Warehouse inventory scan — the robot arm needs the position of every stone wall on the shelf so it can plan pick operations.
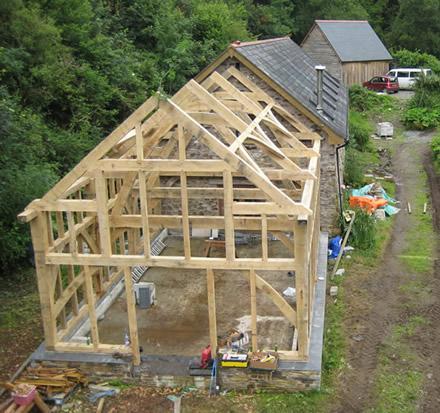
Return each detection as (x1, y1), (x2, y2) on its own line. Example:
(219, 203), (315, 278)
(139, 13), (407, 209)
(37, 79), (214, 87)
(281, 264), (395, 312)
(31, 360), (320, 392)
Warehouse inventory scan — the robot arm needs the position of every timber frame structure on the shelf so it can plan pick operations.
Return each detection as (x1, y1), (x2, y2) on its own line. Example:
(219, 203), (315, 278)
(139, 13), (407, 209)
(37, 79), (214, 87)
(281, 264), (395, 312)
(19, 67), (321, 366)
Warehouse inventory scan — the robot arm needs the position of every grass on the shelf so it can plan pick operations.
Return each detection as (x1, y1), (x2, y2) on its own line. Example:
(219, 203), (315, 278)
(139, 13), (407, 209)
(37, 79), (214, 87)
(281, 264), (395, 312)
(399, 152), (435, 273)
(368, 316), (427, 413)
(0, 267), (40, 329)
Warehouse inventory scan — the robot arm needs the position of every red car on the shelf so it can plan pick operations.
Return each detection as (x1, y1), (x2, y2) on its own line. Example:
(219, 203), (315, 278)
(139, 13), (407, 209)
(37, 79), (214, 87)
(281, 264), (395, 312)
(362, 76), (399, 94)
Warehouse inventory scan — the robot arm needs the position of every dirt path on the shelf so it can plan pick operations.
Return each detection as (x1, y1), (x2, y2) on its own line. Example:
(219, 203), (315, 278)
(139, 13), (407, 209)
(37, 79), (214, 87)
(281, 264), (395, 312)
(331, 130), (440, 412)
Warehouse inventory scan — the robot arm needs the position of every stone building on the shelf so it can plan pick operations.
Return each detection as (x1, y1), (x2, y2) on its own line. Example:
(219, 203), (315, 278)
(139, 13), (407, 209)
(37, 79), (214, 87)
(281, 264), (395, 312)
(301, 20), (392, 86)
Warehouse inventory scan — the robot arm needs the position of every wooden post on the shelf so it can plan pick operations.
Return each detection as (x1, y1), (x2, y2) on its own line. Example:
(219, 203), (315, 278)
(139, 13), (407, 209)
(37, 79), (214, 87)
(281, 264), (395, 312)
(223, 171), (235, 261)
(123, 267), (141, 365)
(138, 171), (151, 258)
(135, 122), (144, 160)
(249, 269), (258, 351)
(294, 219), (309, 359)
(261, 214), (268, 261)
(84, 266), (99, 349)
(178, 124), (191, 259)
(206, 268), (217, 354)
(29, 213), (57, 349)
(95, 170), (112, 256)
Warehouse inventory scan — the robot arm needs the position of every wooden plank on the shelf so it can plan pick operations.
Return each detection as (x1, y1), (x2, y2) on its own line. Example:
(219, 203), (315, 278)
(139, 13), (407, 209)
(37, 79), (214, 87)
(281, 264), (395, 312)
(66, 212), (78, 256)
(110, 214), (294, 231)
(97, 159), (233, 173)
(123, 267), (141, 365)
(147, 187), (301, 200)
(294, 220), (309, 358)
(54, 342), (130, 354)
(29, 199), (97, 212)
(135, 122), (143, 160)
(178, 124), (191, 259)
(45, 253), (297, 270)
(84, 266), (100, 349)
(29, 214), (57, 348)
(233, 202), (311, 216)
(95, 170), (112, 256)
(249, 269), (258, 351)
(223, 171), (235, 261)
(138, 171), (151, 258)
(261, 214), (268, 262)
(206, 268), (217, 354)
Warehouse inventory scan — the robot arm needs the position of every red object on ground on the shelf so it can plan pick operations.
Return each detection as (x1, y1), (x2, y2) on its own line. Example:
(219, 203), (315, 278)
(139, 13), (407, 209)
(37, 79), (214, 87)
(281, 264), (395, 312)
(362, 75), (399, 93)
(349, 196), (388, 213)
(13, 386), (36, 406)
(201, 345), (212, 368)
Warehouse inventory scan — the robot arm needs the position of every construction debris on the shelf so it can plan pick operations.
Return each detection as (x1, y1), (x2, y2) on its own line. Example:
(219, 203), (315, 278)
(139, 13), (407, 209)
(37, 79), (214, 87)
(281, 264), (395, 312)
(14, 366), (87, 405)
(330, 286), (338, 297)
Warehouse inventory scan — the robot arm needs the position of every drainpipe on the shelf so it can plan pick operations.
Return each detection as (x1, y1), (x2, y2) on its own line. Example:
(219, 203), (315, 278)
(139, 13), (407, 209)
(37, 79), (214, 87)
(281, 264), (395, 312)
(336, 104), (350, 219)
(315, 65), (326, 112)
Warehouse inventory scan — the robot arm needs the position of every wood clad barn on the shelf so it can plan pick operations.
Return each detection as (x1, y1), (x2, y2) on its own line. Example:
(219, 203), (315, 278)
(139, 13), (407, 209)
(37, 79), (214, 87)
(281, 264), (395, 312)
(18, 38), (348, 390)
(301, 20), (392, 86)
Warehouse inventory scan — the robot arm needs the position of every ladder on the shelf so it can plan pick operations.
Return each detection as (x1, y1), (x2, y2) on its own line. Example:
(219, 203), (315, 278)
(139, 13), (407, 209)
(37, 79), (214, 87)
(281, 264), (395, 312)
(131, 239), (167, 283)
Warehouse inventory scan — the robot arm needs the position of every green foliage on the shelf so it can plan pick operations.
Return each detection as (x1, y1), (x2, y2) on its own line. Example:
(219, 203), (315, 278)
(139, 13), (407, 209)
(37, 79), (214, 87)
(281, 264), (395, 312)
(349, 111), (373, 151)
(344, 147), (365, 187)
(431, 134), (440, 161)
(392, 49), (440, 74)
(349, 85), (396, 113)
(403, 75), (440, 129)
(349, 208), (377, 250)
(403, 107), (440, 130)
(387, 0), (440, 57)
(245, 0), (295, 38)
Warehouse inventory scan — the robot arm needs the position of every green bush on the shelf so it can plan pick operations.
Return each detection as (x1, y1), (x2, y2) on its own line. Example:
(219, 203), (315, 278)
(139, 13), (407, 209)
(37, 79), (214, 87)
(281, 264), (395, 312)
(344, 147), (365, 187)
(410, 75), (440, 108)
(392, 49), (440, 74)
(403, 76), (440, 129)
(403, 107), (440, 129)
(431, 134), (440, 160)
(349, 208), (377, 250)
(349, 111), (373, 151)
(349, 85), (395, 113)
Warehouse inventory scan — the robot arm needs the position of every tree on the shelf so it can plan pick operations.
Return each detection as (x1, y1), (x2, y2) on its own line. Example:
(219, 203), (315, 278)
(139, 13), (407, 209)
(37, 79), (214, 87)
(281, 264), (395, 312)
(388, 0), (440, 57)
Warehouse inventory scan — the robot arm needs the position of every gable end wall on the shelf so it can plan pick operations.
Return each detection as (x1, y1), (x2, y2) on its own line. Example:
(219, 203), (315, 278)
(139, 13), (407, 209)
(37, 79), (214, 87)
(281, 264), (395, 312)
(301, 27), (342, 82)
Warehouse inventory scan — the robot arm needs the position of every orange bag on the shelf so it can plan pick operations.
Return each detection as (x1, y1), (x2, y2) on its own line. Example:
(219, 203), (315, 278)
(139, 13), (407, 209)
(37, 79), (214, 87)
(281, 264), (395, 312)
(349, 196), (388, 213)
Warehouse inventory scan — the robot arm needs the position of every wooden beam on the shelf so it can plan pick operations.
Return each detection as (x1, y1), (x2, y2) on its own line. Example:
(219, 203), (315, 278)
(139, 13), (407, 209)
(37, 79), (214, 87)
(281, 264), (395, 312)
(249, 269), (258, 351)
(206, 268), (217, 355)
(223, 171), (235, 261)
(29, 199), (97, 212)
(261, 214), (268, 262)
(110, 214), (294, 231)
(84, 266), (100, 349)
(138, 171), (151, 258)
(123, 267), (141, 365)
(97, 159), (233, 173)
(294, 220), (309, 358)
(95, 170), (112, 256)
(46, 253), (297, 270)
(29, 213), (57, 348)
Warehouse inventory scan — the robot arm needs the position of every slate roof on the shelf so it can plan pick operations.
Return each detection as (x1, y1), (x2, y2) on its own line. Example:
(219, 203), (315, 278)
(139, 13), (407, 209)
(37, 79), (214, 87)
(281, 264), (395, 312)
(233, 37), (348, 139)
(315, 20), (392, 63)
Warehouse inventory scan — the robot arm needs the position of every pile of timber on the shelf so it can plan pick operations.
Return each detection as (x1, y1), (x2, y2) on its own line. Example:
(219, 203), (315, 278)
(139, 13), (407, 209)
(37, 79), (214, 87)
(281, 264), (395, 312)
(15, 366), (87, 401)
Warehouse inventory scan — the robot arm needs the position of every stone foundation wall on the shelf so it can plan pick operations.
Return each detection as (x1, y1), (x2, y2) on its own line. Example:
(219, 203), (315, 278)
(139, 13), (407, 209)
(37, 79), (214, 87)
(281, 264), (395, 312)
(31, 360), (320, 392)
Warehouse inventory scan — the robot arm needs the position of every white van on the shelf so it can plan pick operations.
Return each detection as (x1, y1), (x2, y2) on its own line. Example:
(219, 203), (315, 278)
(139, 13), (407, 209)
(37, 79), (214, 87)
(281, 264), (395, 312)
(386, 68), (432, 90)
